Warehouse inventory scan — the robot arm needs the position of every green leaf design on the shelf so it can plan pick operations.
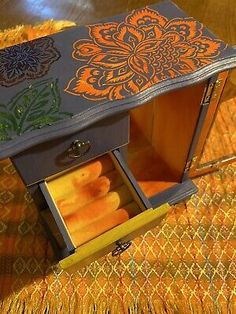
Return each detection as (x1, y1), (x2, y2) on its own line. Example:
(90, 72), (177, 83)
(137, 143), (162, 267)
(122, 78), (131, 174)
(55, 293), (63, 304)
(0, 104), (16, 141)
(0, 78), (73, 141)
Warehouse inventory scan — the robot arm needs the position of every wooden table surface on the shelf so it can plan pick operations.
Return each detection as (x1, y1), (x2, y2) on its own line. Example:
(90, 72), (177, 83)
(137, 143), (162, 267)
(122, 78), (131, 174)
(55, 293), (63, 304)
(0, 0), (235, 100)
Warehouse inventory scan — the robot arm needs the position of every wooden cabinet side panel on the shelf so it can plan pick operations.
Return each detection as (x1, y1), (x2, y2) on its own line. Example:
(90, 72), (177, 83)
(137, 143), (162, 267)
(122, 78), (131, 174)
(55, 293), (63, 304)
(151, 82), (206, 180)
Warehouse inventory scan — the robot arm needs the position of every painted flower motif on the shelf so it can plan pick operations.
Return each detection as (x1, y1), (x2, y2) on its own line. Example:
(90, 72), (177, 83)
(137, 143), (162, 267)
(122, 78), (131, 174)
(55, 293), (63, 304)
(0, 37), (60, 87)
(65, 7), (226, 101)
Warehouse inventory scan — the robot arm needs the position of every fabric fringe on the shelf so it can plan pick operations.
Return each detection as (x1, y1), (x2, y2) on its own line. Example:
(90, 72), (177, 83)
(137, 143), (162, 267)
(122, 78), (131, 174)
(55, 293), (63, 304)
(0, 19), (76, 49)
(0, 294), (235, 314)
(0, 16), (235, 314)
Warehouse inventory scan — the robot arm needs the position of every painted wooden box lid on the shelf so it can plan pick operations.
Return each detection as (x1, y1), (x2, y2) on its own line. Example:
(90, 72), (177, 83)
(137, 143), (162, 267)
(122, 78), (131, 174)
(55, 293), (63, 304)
(0, 0), (236, 159)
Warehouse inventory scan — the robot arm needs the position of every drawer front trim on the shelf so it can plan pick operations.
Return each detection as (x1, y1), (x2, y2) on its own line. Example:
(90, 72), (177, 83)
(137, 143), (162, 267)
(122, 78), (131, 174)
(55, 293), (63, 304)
(12, 113), (129, 185)
(59, 204), (170, 270)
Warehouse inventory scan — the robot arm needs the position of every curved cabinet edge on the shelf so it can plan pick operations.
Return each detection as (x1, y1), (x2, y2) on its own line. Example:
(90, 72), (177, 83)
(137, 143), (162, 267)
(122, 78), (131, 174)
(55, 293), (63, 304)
(1, 56), (236, 160)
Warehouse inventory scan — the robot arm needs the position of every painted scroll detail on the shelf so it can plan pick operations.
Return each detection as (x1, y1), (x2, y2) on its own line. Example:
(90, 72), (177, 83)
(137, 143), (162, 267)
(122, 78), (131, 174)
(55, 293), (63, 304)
(0, 37), (60, 87)
(0, 78), (72, 141)
(65, 7), (226, 101)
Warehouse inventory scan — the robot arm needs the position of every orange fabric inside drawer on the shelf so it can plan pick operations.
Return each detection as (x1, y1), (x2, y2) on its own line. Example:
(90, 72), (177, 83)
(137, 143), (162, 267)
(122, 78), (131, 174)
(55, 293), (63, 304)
(46, 154), (142, 247)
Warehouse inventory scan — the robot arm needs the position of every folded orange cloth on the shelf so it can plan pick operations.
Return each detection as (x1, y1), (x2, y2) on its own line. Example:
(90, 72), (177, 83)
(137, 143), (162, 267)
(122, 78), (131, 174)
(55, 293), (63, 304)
(57, 176), (111, 216)
(105, 169), (123, 190)
(48, 154), (114, 200)
(64, 191), (121, 233)
(71, 208), (130, 247)
(72, 155), (114, 190)
(59, 180), (132, 218)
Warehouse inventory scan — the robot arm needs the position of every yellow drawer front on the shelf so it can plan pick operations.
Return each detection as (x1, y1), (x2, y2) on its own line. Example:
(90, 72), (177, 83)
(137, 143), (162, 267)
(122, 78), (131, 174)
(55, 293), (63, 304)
(59, 203), (170, 270)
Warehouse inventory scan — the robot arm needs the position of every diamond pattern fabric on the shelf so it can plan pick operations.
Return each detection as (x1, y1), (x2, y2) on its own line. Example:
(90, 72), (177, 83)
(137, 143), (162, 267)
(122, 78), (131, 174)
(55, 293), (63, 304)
(0, 160), (235, 313)
(0, 21), (235, 314)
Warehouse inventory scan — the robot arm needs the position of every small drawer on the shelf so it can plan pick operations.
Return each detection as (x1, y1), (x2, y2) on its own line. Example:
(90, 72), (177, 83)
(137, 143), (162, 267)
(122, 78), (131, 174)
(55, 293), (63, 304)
(37, 150), (170, 269)
(11, 113), (129, 186)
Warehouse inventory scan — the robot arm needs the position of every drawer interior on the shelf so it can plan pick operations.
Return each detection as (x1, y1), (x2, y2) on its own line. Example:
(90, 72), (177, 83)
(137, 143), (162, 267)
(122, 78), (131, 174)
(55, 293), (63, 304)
(39, 151), (158, 261)
(127, 81), (207, 198)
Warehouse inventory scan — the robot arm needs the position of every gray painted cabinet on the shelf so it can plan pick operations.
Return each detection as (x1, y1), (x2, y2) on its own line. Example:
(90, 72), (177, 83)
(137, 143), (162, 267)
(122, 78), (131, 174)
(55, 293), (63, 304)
(0, 1), (236, 269)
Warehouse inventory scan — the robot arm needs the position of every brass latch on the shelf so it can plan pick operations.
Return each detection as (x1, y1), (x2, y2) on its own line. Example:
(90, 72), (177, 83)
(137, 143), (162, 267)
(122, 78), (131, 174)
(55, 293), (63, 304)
(67, 140), (91, 158)
(112, 240), (131, 256)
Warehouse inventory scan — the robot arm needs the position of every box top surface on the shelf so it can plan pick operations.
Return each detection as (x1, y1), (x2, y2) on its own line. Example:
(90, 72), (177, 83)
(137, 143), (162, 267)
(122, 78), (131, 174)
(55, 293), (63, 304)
(0, 0), (236, 159)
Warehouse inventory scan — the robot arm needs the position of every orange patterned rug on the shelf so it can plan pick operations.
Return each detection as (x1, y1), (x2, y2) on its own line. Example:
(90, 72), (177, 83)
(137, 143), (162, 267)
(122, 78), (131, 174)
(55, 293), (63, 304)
(0, 22), (235, 314)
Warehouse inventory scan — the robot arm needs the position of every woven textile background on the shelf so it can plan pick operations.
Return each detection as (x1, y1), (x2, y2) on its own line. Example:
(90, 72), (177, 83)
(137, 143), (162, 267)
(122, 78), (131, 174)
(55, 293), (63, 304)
(0, 22), (235, 314)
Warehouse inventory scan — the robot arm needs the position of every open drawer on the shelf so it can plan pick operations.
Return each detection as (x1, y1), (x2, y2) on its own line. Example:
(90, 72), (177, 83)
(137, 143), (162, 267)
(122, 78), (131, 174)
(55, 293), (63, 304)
(38, 150), (170, 269)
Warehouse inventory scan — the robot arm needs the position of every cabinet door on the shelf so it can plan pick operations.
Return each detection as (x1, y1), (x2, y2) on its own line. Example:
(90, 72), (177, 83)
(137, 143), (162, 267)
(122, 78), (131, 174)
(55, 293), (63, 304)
(189, 70), (236, 177)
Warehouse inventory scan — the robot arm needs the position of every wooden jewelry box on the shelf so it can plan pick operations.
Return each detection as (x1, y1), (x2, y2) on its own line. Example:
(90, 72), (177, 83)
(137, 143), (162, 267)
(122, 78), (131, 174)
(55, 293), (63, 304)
(0, 0), (236, 270)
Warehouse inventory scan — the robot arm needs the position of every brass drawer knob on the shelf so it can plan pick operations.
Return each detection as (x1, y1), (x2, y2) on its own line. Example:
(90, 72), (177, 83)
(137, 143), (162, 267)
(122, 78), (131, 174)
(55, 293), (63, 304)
(112, 240), (131, 256)
(67, 140), (91, 158)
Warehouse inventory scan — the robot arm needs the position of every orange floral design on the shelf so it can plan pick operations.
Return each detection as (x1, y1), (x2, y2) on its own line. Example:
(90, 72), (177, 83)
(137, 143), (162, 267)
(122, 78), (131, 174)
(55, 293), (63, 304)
(65, 7), (226, 101)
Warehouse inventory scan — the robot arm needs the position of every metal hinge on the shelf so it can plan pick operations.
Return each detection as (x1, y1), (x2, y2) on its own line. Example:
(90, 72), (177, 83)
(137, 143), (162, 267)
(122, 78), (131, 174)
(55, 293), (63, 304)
(202, 79), (222, 105)
(185, 156), (198, 172)
(211, 79), (222, 99)
(203, 82), (215, 103)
